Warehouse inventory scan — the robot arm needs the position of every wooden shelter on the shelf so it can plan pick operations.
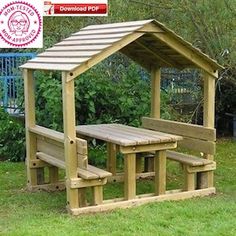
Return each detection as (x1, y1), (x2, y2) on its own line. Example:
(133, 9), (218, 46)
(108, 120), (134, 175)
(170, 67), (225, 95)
(20, 19), (223, 215)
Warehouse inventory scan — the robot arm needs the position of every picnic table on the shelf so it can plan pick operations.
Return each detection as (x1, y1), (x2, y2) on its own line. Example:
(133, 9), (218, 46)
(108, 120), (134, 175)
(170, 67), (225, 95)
(76, 124), (182, 200)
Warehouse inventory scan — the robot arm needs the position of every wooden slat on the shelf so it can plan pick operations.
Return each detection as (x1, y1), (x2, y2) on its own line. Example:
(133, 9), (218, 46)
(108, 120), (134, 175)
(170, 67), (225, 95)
(70, 188), (216, 215)
(37, 138), (65, 161)
(76, 125), (136, 146)
(47, 45), (109, 51)
(152, 32), (218, 77)
(135, 40), (179, 68)
(120, 48), (151, 71)
(77, 168), (99, 180)
(110, 124), (174, 141)
(166, 151), (213, 166)
(179, 137), (215, 155)
(67, 32), (131, 40)
(81, 20), (153, 31)
(76, 124), (181, 146)
(56, 38), (121, 46)
(142, 117), (216, 141)
(38, 51), (100, 58)
(29, 57), (89, 64)
(87, 165), (112, 178)
(29, 125), (64, 143)
(67, 32), (145, 80)
(69, 178), (107, 189)
(120, 142), (177, 154)
(187, 162), (216, 173)
(36, 152), (66, 169)
(20, 63), (77, 71)
(72, 25), (143, 36)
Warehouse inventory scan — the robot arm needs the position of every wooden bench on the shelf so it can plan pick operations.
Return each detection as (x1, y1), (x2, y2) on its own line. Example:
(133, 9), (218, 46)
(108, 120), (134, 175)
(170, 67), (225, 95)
(141, 117), (217, 191)
(29, 125), (111, 205)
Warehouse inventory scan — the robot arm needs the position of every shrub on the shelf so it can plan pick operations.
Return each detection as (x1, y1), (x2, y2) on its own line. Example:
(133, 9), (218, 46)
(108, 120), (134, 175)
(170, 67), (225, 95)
(0, 108), (25, 162)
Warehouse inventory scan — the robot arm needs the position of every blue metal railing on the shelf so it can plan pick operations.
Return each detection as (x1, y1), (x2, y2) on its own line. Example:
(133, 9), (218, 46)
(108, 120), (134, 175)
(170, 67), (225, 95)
(0, 52), (35, 114)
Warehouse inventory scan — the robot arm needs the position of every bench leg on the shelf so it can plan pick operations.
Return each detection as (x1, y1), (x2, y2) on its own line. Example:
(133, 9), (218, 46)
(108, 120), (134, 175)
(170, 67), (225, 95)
(36, 168), (45, 185)
(144, 157), (154, 172)
(92, 186), (103, 205)
(184, 166), (195, 191)
(124, 153), (136, 200)
(136, 157), (143, 173)
(49, 166), (59, 183)
(78, 188), (87, 207)
(154, 150), (166, 195)
(197, 171), (214, 189)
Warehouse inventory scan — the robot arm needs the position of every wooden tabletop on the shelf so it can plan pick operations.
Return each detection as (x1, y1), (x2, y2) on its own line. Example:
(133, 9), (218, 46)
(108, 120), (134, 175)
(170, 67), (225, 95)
(76, 124), (182, 146)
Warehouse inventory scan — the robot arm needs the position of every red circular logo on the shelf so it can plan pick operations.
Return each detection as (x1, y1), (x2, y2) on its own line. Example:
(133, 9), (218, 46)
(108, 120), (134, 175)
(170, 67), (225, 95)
(0, 1), (42, 47)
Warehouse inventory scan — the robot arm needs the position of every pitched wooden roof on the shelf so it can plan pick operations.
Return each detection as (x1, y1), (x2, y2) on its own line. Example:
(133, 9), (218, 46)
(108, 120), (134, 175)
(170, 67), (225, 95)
(21, 19), (223, 76)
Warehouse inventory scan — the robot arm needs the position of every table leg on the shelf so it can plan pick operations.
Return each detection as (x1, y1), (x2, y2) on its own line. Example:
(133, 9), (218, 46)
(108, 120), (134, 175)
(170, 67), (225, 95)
(154, 150), (166, 195)
(107, 143), (117, 175)
(124, 153), (136, 200)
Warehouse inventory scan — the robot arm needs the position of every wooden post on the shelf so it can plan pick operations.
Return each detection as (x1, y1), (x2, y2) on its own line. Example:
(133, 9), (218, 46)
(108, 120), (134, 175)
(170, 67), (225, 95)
(92, 186), (103, 205)
(184, 167), (195, 191)
(151, 67), (161, 118)
(107, 143), (117, 175)
(145, 67), (161, 172)
(49, 166), (59, 183)
(199, 71), (217, 188)
(24, 69), (44, 187)
(62, 72), (79, 209)
(124, 153), (136, 200)
(154, 150), (166, 195)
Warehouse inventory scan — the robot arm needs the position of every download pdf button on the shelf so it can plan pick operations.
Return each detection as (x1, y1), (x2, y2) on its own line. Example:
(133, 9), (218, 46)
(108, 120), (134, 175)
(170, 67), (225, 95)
(54, 4), (107, 15)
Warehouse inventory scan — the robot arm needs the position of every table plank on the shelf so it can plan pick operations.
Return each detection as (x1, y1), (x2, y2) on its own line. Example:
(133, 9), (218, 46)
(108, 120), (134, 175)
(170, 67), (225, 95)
(76, 124), (182, 146)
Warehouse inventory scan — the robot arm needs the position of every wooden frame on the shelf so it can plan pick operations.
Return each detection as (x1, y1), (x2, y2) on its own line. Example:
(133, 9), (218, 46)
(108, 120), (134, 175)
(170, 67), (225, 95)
(21, 19), (222, 215)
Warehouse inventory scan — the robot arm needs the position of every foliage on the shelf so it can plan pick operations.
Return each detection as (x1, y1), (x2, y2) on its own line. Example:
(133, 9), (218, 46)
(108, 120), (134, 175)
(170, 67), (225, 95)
(75, 56), (151, 126)
(30, 55), (175, 132)
(0, 108), (25, 162)
(34, 71), (63, 131)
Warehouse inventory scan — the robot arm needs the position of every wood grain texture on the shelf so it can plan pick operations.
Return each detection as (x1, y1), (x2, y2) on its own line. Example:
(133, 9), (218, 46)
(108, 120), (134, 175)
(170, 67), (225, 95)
(154, 150), (166, 195)
(24, 69), (38, 186)
(107, 143), (117, 175)
(76, 124), (181, 146)
(69, 188), (216, 215)
(62, 72), (79, 209)
(142, 117), (216, 141)
(151, 67), (161, 118)
(124, 153), (136, 200)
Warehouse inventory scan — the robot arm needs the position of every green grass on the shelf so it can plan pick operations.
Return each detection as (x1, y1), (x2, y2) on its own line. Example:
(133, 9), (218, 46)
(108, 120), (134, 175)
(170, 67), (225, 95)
(0, 139), (236, 236)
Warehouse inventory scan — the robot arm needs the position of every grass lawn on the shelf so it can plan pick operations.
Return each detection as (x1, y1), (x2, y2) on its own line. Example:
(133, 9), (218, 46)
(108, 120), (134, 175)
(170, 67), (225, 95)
(0, 139), (236, 236)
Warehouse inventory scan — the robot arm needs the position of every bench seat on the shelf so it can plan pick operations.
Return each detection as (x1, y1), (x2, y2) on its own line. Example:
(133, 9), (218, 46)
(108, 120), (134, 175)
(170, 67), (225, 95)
(36, 152), (112, 180)
(166, 151), (214, 166)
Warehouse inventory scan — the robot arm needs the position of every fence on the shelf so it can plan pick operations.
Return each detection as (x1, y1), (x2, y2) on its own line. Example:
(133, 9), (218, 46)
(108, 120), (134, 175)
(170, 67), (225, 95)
(0, 53), (35, 114)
